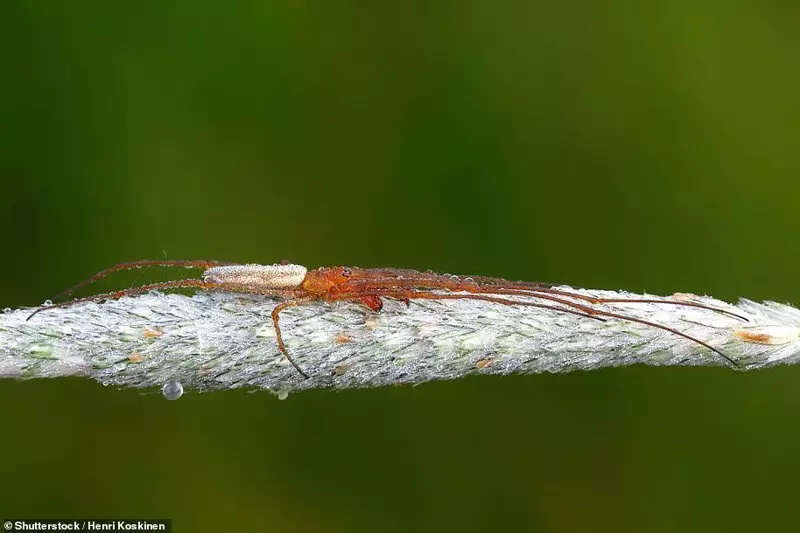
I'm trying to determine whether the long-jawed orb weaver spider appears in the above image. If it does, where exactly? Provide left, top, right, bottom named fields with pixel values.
left=28, top=260, right=747, bottom=378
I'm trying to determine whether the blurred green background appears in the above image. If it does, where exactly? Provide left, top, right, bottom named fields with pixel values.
left=2, top=1, right=800, bottom=531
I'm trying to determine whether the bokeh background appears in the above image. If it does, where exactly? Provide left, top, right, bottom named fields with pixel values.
left=2, top=1, right=800, bottom=531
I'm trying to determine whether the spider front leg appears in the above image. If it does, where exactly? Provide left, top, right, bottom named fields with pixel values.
left=268, top=294, right=398, bottom=378
left=270, top=297, right=320, bottom=379
left=27, top=279, right=214, bottom=320
left=53, top=259, right=232, bottom=301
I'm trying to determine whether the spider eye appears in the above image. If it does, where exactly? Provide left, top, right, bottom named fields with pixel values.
left=341, top=267, right=352, bottom=277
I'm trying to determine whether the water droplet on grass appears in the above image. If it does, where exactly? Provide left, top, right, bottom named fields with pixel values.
left=162, top=381, right=184, bottom=400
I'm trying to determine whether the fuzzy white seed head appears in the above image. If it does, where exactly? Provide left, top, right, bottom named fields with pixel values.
left=203, top=263, right=308, bottom=290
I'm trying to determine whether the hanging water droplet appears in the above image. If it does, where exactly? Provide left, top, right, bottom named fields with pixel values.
left=43, top=300, right=53, bottom=306
left=277, top=391, right=289, bottom=401
left=3, top=307, right=11, bottom=314
left=162, top=381, right=184, bottom=400
left=102, top=380, right=110, bottom=387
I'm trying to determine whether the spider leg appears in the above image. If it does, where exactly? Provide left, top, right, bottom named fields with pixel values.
left=422, top=287, right=738, bottom=366
left=324, top=290, right=606, bottom=322
left=270, top=297, right=319, bottom=379
left=339, top=280, right=623, bottom=321
left=328, top=288, right=737, bottom=367
left=343, top=276, right=748, bottom=322
left=466, top=282, right=749, bottom=322
left=453, top=291, right=737, bottom=367
left=360, top=295, right=384, bottom=312
left=583, top=296, right=747, bottom=322
left=465, top=287, right=749, bottom=323
left=29, top=277, right=292, bottom=319
left=444, top=274, right=748, bottom=322
left=33, top=277, right=313, bottom=377
left=28, top=279, right=215, bottom=320
left=53, top=259, right=233, bottom=301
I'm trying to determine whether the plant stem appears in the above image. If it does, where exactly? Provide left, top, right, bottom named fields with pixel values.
left=1, top=289, right=798, bottom=396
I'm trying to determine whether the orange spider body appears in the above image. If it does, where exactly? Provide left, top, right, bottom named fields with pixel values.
left=301, top=267, right=349, bottom=294
left=29, top=260, right=747, bottom=379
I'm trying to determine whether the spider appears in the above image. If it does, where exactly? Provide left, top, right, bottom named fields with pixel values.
left=28, top=260, right=747, bottom=378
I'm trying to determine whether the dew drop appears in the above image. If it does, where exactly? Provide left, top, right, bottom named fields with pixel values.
left=102, top=380, right=109, bottom=387
left=277, top=391, right=289, bottom=401
left=162, top=381, right=184, bottom=400
left=43, top=300, right=53, bottom=306
left=3, top=307, right=11, bottom=314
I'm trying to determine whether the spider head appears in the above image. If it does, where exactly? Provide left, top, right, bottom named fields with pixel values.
left=301, top=266, right=352, bottom=294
